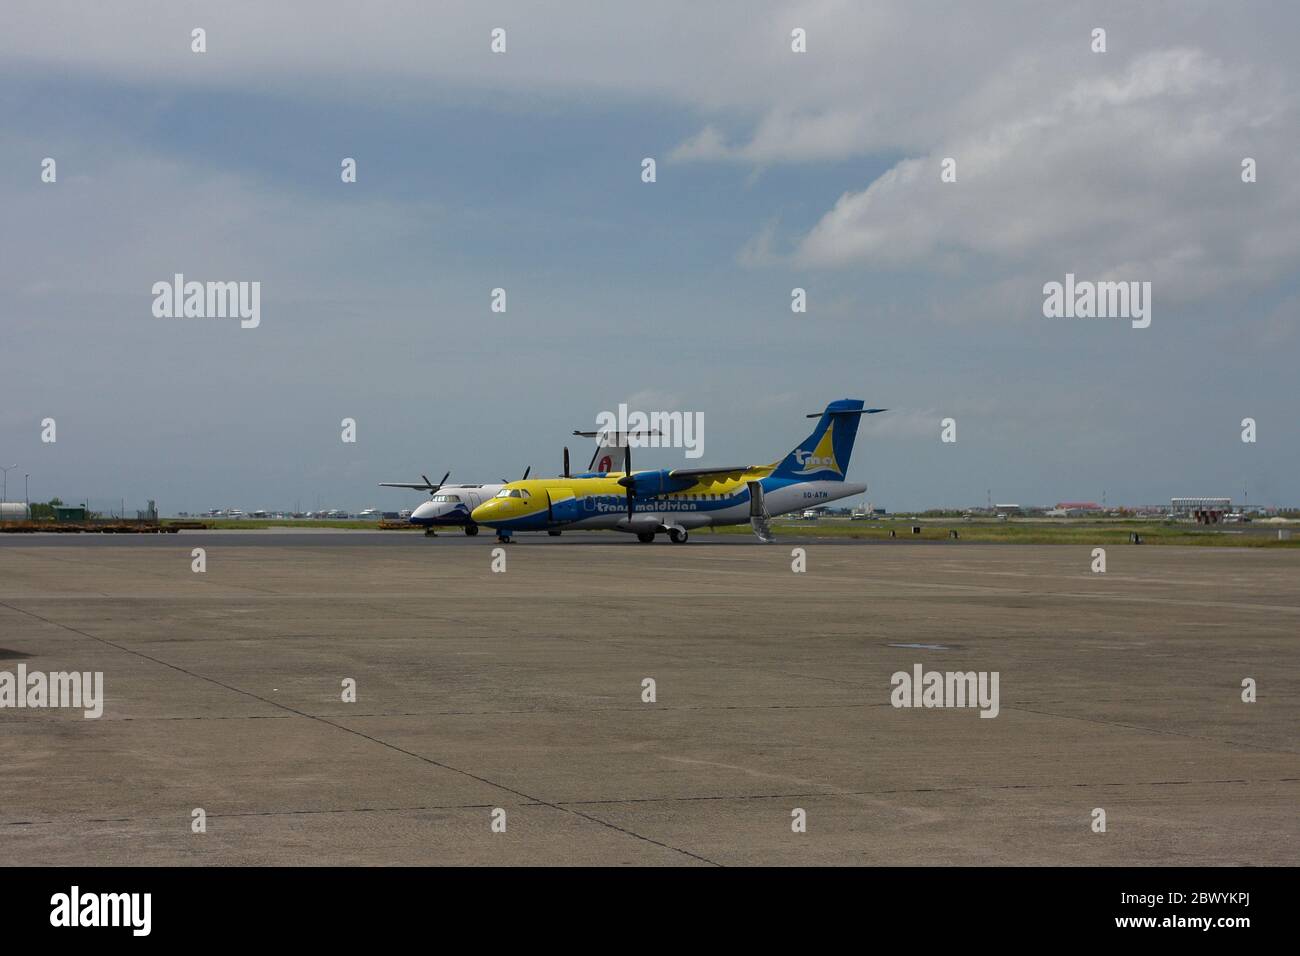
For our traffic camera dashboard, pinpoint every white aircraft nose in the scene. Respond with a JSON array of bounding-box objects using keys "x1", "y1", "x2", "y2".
[{"x1": 410, "y1": 500, "x2": 441, "y2": 525}]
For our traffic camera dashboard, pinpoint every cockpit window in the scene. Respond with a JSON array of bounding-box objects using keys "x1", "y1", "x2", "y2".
[
  {"x1": 495, "y1": 488, "x2": 527, "y2": 499},
  {"x1": 433, "y1": 494, "x2": 461, "y2": 502}
]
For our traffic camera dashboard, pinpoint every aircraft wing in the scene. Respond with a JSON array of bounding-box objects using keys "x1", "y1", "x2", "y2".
[
  {"x1": 667, "y1": 466, "x2": 755, "y2": 480},
  {"x1": 381, "y1": 469, "x2": 450, "y2": 494}
]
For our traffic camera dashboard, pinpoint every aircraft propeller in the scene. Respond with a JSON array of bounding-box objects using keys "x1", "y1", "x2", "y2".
[{"x1": 623, "y1": 445, "x2": 635, "y2": 519}]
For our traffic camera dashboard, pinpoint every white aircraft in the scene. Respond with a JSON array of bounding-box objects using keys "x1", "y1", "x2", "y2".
[
  {"x1": 380, "y1": 429, "x2": 652, "y2": 536},
  {"x1": 378, "y1": 473, "x2": 504, "y2": 536}
]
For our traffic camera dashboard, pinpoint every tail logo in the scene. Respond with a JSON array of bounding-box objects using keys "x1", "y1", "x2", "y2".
[{"x1": 792, "y1": 422, "x2": 842, "y2": 476}]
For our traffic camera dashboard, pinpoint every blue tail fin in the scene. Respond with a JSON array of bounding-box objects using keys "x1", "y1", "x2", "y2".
[{"x1": 770, "y1": 399, "x2": 873, "y2": 481}]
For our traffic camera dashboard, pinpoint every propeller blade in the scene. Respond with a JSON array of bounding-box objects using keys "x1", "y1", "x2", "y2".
[
  {"x1": 563, "y1": 447, "x2": 570, "y2": 479},
  {"x1": 522, "y1": 466, "x2": 531, "y2": 481},
  {"x1": 424, "y1": 470, "x2": 450, "y2": 495},
  {"x1": 624, "y1": 446, "x2": 634, "y2": 519}
]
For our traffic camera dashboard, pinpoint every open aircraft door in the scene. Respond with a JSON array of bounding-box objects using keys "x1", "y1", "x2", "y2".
[{"x1": 747, "y1": 481, "x2": 774, "y2": 543}]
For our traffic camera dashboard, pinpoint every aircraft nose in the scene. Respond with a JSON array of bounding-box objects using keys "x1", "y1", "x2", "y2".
[
  {"x1": 410, "y1": 500, "x2": 439, "y2": 525},
  {"x1": 470, "y1": 501, "x2": 496, "y2": 525}
]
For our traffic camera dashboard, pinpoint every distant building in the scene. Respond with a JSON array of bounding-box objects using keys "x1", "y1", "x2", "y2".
[
  {"x1": 1047, "y1": 501, "x2": 1102, "y2": 517},
  {"x1": 1171, "y1": 497, "x2": 1231, "y2": 524}
]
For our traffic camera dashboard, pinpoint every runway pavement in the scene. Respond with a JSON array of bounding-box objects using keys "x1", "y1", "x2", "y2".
[{"x1": 1, "y1": 534, "x2": 1296, "y2": 865}]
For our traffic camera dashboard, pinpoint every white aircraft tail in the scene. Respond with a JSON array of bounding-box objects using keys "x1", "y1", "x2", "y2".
[{"x1": 573, "y1": 428, "x2": 660, "y2": 473}]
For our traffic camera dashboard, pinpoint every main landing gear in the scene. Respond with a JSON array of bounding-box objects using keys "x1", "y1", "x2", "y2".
[
  {"x1": 463, "y1": 523, "x2": 479, "y2": 536},
  {"x1": 636, "y1": 528, "x2": 690, "y2": 544},
  {"x1": 547, "y1": 529, "x2": 562, "y2": 536}
]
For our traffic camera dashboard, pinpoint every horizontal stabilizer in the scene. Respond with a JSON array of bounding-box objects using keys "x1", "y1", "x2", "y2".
[
  {"x1": 572, "y1": 429, "x2": 660, "y2": 439},
  {"x1": 804, "y1": 408, "x2": 888, "y2": 418}
]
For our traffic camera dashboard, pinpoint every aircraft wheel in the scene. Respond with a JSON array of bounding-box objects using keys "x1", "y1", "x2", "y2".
[
  {"x1": 496, "y1": 534, "x2": 512, "y2": 544},
  {"x1": 463, "y1": 523, "x2": 479, "y2": 536},
  {"x1": 668, "y1": 528, "x2": 688, "y2": 544},
  {"x1": 636, "y1": 532, "x2": 655, "y2": 543},
  {"x1": 547, "y1": 529, "x2": 562, "y2": 536},
  {"x1": 423, "y1": 528, "x2": 437, "y2": 537}
]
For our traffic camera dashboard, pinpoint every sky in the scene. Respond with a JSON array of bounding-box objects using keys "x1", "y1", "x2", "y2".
[{"x1": 1, "y1": 1, "x2": 1297, "y2": 514}]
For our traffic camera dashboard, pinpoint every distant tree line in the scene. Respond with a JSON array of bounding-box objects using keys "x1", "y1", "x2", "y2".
[{"x1": 28, "y1": 497, "x2": 64, "y2": 519}]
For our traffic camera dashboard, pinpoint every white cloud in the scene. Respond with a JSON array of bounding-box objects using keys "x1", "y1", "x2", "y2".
[{"x1": 784, "y1": 47, "x2": 1299, "y2": 300}]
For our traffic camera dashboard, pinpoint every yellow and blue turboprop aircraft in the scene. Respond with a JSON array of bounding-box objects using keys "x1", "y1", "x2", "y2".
[{"x1": 470, "y1": 399, "x2": 885, "y2": 544}]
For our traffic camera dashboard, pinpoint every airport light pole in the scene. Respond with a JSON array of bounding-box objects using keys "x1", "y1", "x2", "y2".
[{"x1": 1, "y1": 464, "x2": 16, "y2": 523}]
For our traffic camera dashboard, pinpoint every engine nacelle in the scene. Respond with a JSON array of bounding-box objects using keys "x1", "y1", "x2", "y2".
[{"x1": 619, "y1": 469, "x2": 695, "y2": 496}]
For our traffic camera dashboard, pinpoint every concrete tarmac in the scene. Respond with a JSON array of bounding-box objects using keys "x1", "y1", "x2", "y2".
[{"x1": 1, "y1": 534, "x2": 1296, "y2": 865}]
